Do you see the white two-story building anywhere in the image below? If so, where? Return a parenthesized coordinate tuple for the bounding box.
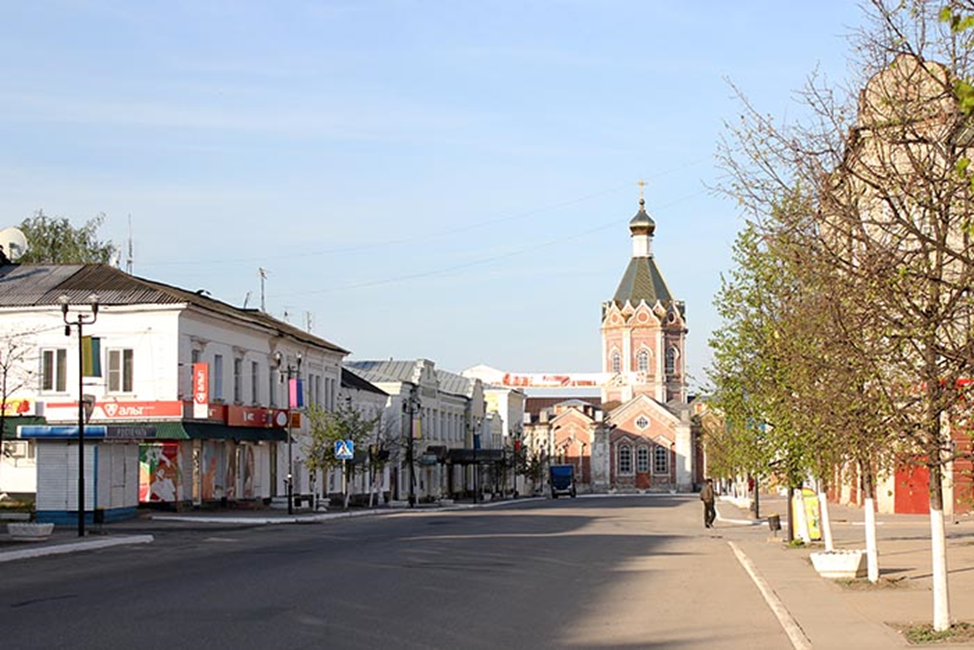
(0, 263, 347, 522)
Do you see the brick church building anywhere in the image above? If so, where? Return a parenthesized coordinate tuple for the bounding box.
(518, 195, 702, 494)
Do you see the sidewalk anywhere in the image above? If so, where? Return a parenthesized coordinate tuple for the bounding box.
(717, 494, 974, 648)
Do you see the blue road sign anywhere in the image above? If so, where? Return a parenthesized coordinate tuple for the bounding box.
(335, 439, 354, 460)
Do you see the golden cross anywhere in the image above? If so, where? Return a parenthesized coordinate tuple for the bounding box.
(637, 178, 646, 203)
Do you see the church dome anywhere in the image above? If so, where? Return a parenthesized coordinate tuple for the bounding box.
(629, 198, 656, 236)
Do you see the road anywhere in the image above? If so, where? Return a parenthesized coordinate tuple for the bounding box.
(0, 496, 793, 649)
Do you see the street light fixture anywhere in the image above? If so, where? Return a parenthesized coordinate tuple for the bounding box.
(276, 351, 302, 515)
(59, 293, 99, 538)
(401, 384, 420, 507)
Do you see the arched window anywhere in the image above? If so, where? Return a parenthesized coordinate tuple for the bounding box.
(618, 444, 633, 474)
(611, 351, 621, 374)
(636, 349, 649, 373)
(665, 347, 678, 375)
(654, 445, 669, 474)
(636, 446, 650, 473)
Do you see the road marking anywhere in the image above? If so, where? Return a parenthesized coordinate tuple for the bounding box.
(728, 541, 812, 650)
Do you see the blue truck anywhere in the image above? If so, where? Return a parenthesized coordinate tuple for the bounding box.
(549, 464, 577, 498)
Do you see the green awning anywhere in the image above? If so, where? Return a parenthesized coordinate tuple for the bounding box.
(148, 422, 287, 442)
(2, 416, 45, 439)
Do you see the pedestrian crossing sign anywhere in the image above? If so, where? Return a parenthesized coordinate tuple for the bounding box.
(335, 439, 354, 460)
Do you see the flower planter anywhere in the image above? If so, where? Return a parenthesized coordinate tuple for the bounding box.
(810, 549, 867, 579)
(8, 522, 55, 541)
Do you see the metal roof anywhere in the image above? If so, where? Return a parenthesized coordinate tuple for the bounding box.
(611, 256, 673, 308)
(0, 263, 348, 354)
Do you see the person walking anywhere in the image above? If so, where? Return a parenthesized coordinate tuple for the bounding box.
(700, 478, 716, 528)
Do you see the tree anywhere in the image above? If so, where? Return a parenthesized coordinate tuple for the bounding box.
(0, 332, 37, 480)
(303, 402, 381, 509)
(18, 210, 116, 264)
(714, 0, 974, 629)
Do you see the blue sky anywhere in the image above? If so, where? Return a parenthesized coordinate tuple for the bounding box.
(0, 1, 866, 388)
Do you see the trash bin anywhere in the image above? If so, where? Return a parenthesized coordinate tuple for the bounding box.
(767, 514, 781, 532)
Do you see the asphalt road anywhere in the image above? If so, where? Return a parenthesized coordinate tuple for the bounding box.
(0, 496, 793, 649)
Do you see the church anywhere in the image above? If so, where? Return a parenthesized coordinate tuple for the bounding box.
(514, 194, 703, 494)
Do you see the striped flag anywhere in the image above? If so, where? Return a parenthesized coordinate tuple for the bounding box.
(288, 378, 304, 408)
(81, 336, 101, 377)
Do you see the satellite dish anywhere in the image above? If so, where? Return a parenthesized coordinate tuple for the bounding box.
(0, 227, 28, 261)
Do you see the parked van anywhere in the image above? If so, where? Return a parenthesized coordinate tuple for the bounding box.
(549, 464, 577, 498)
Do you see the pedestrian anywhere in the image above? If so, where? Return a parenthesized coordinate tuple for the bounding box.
(700, 478, 716, 528)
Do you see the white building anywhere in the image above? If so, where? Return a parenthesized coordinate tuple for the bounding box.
(0, 263, 347, 522)
(344, 359, 498, 502)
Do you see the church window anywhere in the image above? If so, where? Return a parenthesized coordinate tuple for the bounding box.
(635, 415, 649, 430)
(654, 445, 669, 475)
(637, 350, 649, 373)
(618, 444, 633, 475)
(636, 446, 650, 473)
(665, 347, 678, 375)
(611, 351, 621, 374)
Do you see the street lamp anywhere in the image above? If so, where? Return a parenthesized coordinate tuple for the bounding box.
(276, 351, 302, 515)
(401, 384, 420, 507)
(59, 293, 99, 538)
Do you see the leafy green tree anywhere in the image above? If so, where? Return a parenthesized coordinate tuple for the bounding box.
(714, 0, 974, 627)
(303, 402, 381, 509)
(18, 210, 116, 264)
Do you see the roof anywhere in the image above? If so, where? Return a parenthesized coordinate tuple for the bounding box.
(344, 360, 421, 385)
(611, 256, 673, 307)
(629, 199, 656, 236)
(344, 359, 478, 398)
(0, 263, 348, 354)
(341, 367, 388, 396)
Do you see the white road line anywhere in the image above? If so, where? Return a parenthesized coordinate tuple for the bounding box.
(728, 541, 812, 650)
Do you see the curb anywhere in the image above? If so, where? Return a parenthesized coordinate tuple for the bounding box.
(0, 535, 154, 563)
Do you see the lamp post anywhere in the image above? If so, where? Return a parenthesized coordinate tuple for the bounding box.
(401, 384, 420, 507)
(59, 293, 99, 538)
(276, 351, 302, 515)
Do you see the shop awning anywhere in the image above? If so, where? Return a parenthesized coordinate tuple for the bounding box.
(156, 422, 288, 442)
(18, 421, 288, 442)
(446, 448, 507, 464)
(2, 416, 45, 439)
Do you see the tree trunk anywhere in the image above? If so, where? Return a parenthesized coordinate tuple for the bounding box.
(786, 485, 795, 543)
(930, 460, 951, 632)
(817, 477, 834, 552)
(861, 463, 879, 583)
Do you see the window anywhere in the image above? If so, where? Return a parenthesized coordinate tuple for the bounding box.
(41, 348, 67, 392)
(251, 361, 259, 404)
(665, 347, 677, 375)
(637, 446, 650, 473)
(213, 354, 224, 399)
(611, 351, 621, 374)
(618, 444, 632, 474)
(635, 415, 649, 430)
(637, 350, 649, 373)
(191, 349, 201, 365)
(108, 349, 134, 393)
(654, 445, 669, 474)
(233, 357, 243, 403)
(269, 365, 277, 407)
